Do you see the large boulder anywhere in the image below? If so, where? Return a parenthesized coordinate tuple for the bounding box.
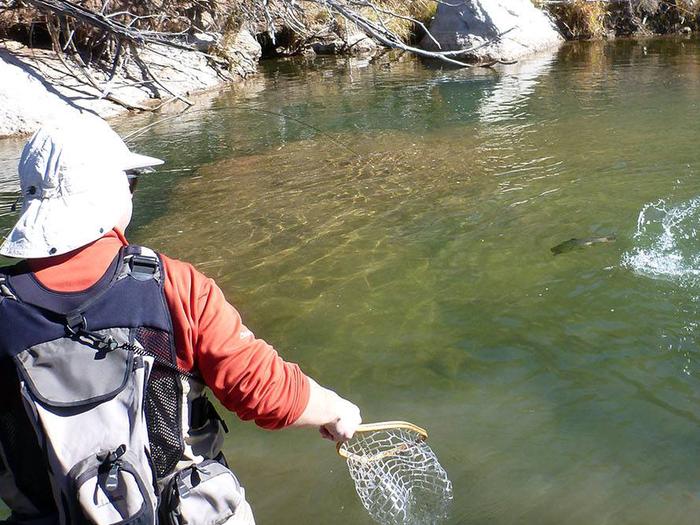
(0, 42, 124, 138)
(222, 28, 262, 78)
(421, 0, 564, 62)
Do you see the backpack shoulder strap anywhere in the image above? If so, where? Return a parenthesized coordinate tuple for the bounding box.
(118, 245, 162, 283)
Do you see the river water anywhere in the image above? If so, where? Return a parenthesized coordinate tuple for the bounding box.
(2, 38, 700, 524)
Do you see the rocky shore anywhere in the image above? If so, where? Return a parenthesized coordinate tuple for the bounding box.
(0, 27, 262, 137)
(1, 0, 697, 138)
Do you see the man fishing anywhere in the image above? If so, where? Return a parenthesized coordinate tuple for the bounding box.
(0, 117, 361, 524)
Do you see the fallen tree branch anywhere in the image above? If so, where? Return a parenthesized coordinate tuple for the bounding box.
(45, 16, 155, 111)
(346, 0, 443, 49)
(321, 0, 476, 67)
(287, 0, 517, 67)
(23, 0, 199, 51)
(127, 42, 194, 106)
(14, 0, 517, 72)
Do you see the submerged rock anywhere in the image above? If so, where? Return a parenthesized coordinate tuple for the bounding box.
(421, 0, 564, 62)
(310, 39, 345, 55)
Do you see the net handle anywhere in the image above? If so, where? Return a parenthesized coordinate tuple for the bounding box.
(335, 421, 428, 458)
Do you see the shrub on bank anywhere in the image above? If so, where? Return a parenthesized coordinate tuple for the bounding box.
(536, 0, 609, 39)
(537, 0, 700, 39)
(0, 0, 436, 60)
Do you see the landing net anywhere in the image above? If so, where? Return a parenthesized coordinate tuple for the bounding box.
(338, 422, 452, 525)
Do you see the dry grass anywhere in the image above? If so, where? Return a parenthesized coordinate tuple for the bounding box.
(295, 0, 437, 42)
(539, 0, 609, 39)
(678, 0, 700, 14)
(536, 0, 700, 37)
(389, 0, 438, 40)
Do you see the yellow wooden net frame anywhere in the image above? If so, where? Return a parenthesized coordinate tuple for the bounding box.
(337, 421, 452, 525)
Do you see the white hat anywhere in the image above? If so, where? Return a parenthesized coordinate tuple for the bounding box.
(0, 117, 164, 259)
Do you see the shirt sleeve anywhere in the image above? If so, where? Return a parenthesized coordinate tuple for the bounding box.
(160, 254, 310, 430)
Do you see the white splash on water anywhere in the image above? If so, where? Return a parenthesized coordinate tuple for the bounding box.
(621, 197, 700, 284)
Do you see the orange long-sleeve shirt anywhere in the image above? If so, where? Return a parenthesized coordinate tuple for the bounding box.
(26, 229, 310, 430)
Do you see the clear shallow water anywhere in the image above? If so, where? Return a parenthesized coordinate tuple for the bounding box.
(3, 38, 700, 524)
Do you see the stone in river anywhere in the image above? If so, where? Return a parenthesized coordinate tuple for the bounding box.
(421, 0, 564, 63)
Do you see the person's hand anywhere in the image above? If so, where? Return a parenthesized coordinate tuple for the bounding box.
(292, 378, 361, 441)
(319, 395, 362, 442)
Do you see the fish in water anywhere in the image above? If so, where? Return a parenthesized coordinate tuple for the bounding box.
(551, 235, 616, 255)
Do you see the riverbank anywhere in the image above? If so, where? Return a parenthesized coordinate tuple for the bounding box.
(0, 0, 430, 138)
(539, 0, 700, 39)
(1, 1, 699, 138)
(0, 27, 262, 137)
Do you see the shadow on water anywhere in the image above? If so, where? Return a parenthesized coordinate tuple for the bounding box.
(3, 38, 700, 523)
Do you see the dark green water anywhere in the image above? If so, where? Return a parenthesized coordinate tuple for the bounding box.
(3, 38, 700, 524)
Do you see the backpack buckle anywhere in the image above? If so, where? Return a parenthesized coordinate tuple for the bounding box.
(0, 276, 16, 301)
(129, 254, 159, 281)
(65, 313, 86, 335)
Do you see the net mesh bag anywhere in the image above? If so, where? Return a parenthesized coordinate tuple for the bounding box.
(338, 423, 453, 525)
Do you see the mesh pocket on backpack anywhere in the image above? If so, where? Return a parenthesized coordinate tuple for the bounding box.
(134, 327, 184, 479)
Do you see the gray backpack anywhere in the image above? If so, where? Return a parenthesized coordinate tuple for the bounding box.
(0, 247, 252, 525)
